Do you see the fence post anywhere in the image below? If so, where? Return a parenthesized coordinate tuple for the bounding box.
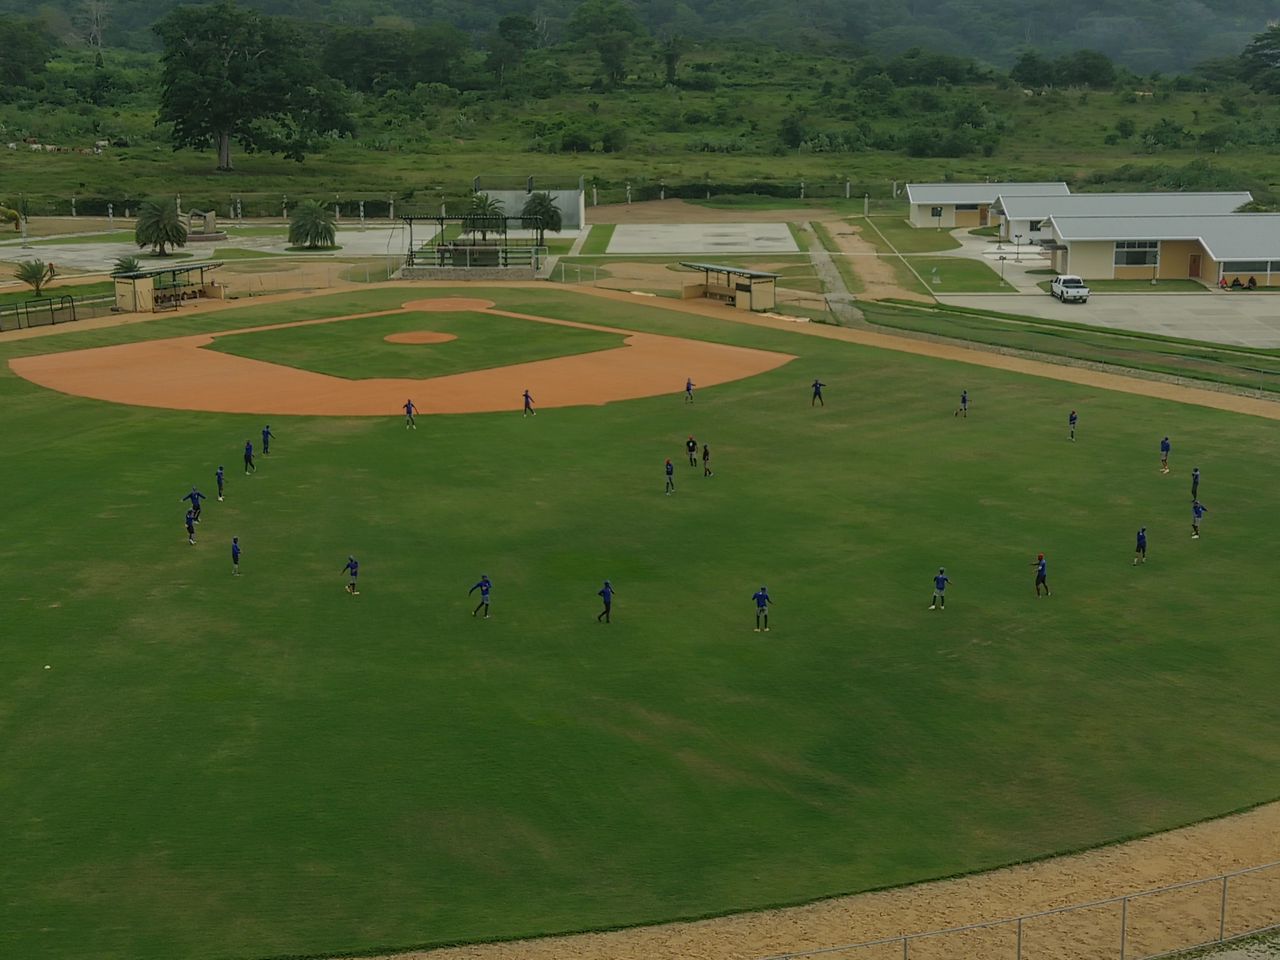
(1016, 917, 1023, 960)
(1219, 875, 1228, 941)
(901, 935, 908, 959)
(1119, 896, 1128, 960)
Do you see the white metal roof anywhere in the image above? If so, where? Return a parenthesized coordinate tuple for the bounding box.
(905, 182, 1069, 205)
(999, 191, 1252, 220)
(1048, 214, 1280, 261)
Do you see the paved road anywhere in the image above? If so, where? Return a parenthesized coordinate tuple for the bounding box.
(799, 222, 862, 322)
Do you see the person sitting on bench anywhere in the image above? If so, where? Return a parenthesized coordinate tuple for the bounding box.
(1247, 276, 1258, 290)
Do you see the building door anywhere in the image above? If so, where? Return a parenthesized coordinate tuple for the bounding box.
(1188, 254, 1202, 278)
(979, 205, 990, 226)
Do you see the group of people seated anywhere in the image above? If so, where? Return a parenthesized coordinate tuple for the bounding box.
(153, 286, 205, 307)
(1219, 275, 1259, 290)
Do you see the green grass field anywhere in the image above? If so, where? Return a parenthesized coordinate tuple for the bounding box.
(4, 286, 1280, 960)
(912, 256, 1016, 293)
(859, 217, 962, 255)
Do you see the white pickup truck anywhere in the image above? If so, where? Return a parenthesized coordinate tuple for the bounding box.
(1050, 275, 1090, 303)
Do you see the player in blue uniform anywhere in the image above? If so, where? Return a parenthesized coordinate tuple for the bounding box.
(752, 585, 772, 631)
(1160, 436, 1171, 474)
(1133, 528, 1147, 565)
(955, 389, 968, 418)
(685, 377, 695, 403)
(811, 379, 825, 407)
(231, 536, 241, 575)
(702, 443, 713, 477)
(181, 486, 206, 523)
(664, 458, 675, 495)
(686, 435, 698, 466)
(1191, 467, 1200, 498)
(523, 389, 536, 417)
(184, 508, 196, 545)
(1068, 410, 1078, 441)
(597, 580, 614, 623)
(243, 440, 256, 475)
(929, 568, 951, 609)
(215, 465, 225, 501)
(469, 574, 492, 618)
(1192, 499, 1208, 539)
(261, 424, 275, 455)
(403, 398, 418, 429)
(342, 555, 360, 595)
(1031, 553, 1050, 597)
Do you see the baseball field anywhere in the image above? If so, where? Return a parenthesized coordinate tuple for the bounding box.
(3, 285, 1280, 960)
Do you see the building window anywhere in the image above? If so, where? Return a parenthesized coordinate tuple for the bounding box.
(1224, 260, 1268, 273)
(955, 204, 980, 211)
(1029, 220, 1043, 231)
(930, 206, 943, 218)
(1114, 240, 1159, 266)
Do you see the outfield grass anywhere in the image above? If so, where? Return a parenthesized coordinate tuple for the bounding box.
(207, 308, 626, 379)
(3, 287, 1280, 960)
(912, 256, 1016, 293)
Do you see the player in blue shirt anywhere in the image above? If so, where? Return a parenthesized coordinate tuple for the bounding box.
(342, 555, 360, 595)
(597, 580, 615, 623)
(243, 440, 256, 475)
(1133, 528, 1147, 565)
(1191, 467, 1200, 498)
(955, 389, 968, 418)
(811, 379, 825, 407)
(469, 574, 492, 618)
(665, 458, 675, 495)
(1160, 436, 1171, 474)
(231, 536, 241, 575)
(261, 424, 275, 455)
(523, 389, 535, 417)
(929, 568, 951, 609)
(1192, 499, 1208, 539)
(1068, 410, 1078, 441)
(685, 377, 695, 404)
(215, 465, 225, 501)
(182, 486, 206, 523)
(1031, 553, 1050, 597)
(184, 508, 196, 545)
(403, 398, 418, 430)
(753, 585, 772, 631)
(702, 443, 713, 477)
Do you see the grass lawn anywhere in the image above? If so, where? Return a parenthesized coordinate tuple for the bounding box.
(4, 286, 1280, 960)
(206, 308, 626, 379)
(580, 224, 615, 255)
(1034, 279, 1209, 293)
(0, 280, 115, 307)
(211, 248, 289, 260)
(859, 216, 962, 254)
(911, 256, 1015, 293)
(21, 230, 137, 246)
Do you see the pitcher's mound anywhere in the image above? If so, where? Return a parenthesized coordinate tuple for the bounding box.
(384, 331, 458, 345)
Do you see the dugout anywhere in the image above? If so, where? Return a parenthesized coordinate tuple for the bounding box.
(114, 261, 226, 313)
(680, 262, 778, 312)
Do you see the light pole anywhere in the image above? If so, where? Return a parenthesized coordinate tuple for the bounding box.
(1014, 232, 1024, 263)
(999, 254, 1007, 284)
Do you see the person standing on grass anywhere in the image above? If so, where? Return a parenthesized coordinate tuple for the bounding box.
(1160, 436, 1171, 474)
(597, 580, 615, 623)
(231, 537, 241, 576)
(185, 508, 197, 546)
(685, 377, 695, 403)
(1192, 499, 1208, 539)
(182, 486, 206, 524)
(811, 378, 825, 407)
(665, 458, 675, 495)
(215, 465, 225, 502)
(403, 398, 418, 430)
(753, 585, 772, 631)
(702, 443, 713, 477)
(929, 568, 951, 610)
(262, 424, 275, 455)
(469, 574, 492, 619)
(1191, 467, 1200, 499)
(342, 555, 360, 595)
(1068, 410, 1078, 441)
(955, 389, 969, 418)
(686, 435, 698, 467)
(243, 439, 256, 475)
(1134, 528, 1147, 565)
(1031, 553, 1051, 597)
(523, 389, 535, 417)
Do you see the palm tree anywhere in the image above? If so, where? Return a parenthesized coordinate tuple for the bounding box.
(464, 192, 504, 241)
(0, 206, 19, 231)
(520, 192, 562, 233)
(111, 255, 142, 276)
(288, 200, 337, 249)
(15, 259, 56, 296)
(135, 197, 187, 256)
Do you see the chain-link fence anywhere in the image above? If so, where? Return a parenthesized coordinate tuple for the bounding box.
(0, 292, 116, 331)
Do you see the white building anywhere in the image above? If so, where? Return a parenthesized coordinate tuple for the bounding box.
(905, 182, 1069, 229)
(997, 191, 1253, 243)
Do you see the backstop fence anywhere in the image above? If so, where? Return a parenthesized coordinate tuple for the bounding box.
(0, 292, 115, 332)
(762, 859, 1280, 960)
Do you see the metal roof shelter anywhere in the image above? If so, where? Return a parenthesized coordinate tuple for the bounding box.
(679, 262, 779, 311)
(999, 192, 1253, 221)
(113, 261, 225, 313)
(400, 214, 545, 269)
(1047, 214, 1280, 261)
(905, 182, 1069, 205)
(113, 261, 224, 283)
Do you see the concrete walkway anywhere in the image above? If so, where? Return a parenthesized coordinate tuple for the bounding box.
(801, 222, 862, 322)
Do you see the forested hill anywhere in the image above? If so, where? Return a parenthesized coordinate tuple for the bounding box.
(11, 0, 1280, 71)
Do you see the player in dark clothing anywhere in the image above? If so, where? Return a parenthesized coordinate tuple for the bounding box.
(702, 443, 713, 477)
(686, 435, 698, 466)
(597, 580, 615, 622)
(811, 379, 825, 407)
(469, 575, 492, 618)
(243, 440, 256, 475)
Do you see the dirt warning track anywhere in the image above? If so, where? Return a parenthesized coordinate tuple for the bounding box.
(8, 297, 794, 416)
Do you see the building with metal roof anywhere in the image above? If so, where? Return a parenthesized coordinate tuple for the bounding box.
(905, 182, 1069, 229)
(996, 192, 1253, 243)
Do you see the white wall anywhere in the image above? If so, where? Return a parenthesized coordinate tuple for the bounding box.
(481, 188, 585, 231)
(909, 203, 956, 228)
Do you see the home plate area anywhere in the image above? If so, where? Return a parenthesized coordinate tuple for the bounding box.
(606, 222, 798, 254)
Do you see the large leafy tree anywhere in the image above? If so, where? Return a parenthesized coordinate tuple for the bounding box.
(1241, 24, 1280, 94)
(154, 0, 353, 170)
(520, 192, 562, 233)
(135, 197, 188, 256)
(0, 17, 58, 90)
(568, 0, 644, 85)
(288, 200, 337, 249)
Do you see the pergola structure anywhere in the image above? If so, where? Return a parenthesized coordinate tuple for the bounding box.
(113, 261, 226, 313)
(679, 262, 779, 312)
(402, 215, 545, 269)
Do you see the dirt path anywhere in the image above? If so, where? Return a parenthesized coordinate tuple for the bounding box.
(820, 219, 930, 302)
